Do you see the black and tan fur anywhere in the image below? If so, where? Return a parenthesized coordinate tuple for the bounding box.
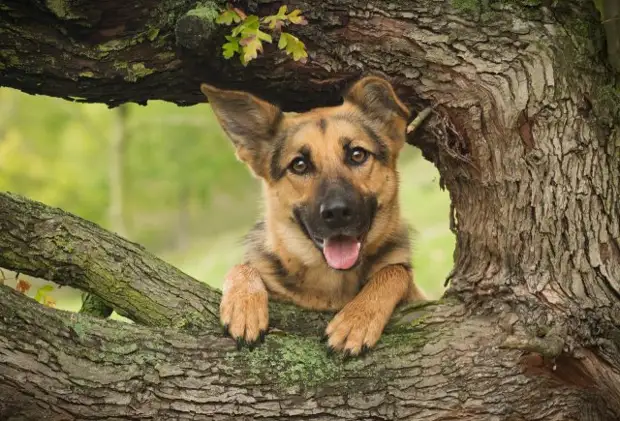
(200, 76, 426, 356)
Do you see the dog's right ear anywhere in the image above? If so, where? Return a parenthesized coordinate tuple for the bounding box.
(200, 83, 283, 178)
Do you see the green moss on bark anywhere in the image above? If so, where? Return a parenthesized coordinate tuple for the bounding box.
(79, 293, 113, 318)
(185, 4, 219, 21)
(174, 1, 220, 50)
(451, 0, 481, 13)
(236, 335, 344, 390)
(556, 4, 620, 122)
(451, 0, 559, 14)
(113, 62, 155, 82)
(224, 321, 431, 392)
(45, 0, 84, 20)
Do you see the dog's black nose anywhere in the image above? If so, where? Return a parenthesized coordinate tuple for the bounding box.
(320, 198, 353, 229)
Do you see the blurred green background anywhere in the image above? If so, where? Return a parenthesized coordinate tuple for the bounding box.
(0, 87, 454, 315)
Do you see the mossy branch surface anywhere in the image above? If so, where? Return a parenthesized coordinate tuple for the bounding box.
(0, 282, 468, 419)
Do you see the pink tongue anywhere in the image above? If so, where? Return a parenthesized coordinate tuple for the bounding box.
(323, 236, 361, 270)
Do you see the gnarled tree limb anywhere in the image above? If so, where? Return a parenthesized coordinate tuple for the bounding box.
(0, 192, 338, 336)
(2, 275, 616, 421)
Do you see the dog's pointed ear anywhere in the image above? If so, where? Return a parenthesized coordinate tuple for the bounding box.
(200, 83, 282, 177)
(344, 76, 410, 143)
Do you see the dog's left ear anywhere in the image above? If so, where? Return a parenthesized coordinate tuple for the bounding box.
(344, 76, 410, 143)
(200, 83, 282, 178)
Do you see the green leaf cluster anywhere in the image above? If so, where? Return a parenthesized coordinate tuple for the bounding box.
(215, 5, 308, 66)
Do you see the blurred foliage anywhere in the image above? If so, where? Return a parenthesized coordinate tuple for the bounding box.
(0, 89, 109, 223)
(121, 99, 258, 249)
(0, 87, 259, 252)
(0, 87, 454, 312)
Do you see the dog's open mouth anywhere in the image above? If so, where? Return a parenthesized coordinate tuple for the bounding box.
(314, 235, 362, 270)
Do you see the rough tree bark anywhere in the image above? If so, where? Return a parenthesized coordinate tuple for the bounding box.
(1, 0, 620, 420)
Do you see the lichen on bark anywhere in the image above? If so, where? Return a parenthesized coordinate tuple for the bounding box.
(175, 2, 221, 51)
(226, 335, 346, 390)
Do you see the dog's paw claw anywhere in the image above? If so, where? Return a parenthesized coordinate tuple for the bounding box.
(219, 265, 270, 350)
(324, 302, 390, 357)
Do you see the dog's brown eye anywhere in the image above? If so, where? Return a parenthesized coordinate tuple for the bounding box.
(348, 147, 369, 166)
(289, 157, 309, 175)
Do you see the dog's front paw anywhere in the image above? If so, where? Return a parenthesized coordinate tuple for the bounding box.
(220, 264, 269, 349)
(324, 300, 391, 357)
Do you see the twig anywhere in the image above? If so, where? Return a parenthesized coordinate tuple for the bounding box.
(500, 333, 565, 358)
(406, 107, 432, 135)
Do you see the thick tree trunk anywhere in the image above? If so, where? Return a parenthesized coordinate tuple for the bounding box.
(2, 280, 616, 421)
(1, 0, 620, 420)
(0, 281, 595, 421)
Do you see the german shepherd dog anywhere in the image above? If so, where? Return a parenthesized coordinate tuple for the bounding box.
(200, 76, 426, 356)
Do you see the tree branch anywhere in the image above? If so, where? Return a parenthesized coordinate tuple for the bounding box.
(0, 0, 363, 111)
(4, 283, 615, 421)
(0, 192, 341, 335)
(0, 192, 219, 329)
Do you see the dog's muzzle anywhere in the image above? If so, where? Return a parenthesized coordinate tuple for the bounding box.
(294, 178, 377, 270)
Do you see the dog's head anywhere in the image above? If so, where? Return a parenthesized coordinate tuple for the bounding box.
(201, 76, 410, 271)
